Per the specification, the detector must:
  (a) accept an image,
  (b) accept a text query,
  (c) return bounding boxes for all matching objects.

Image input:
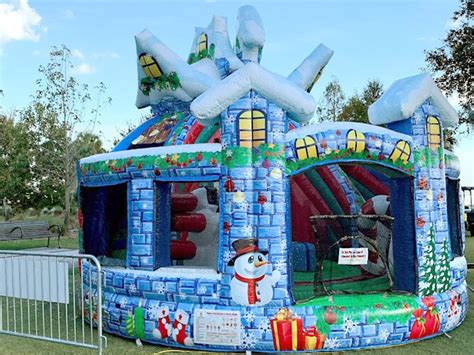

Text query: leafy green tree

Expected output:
[425,0,473,137]
[0,111,40,212]
[21,45,110,232]
[315,77,345,122]
[339,79,383,123]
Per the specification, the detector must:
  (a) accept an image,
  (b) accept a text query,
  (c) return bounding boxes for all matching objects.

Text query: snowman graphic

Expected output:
[228,238,281,306]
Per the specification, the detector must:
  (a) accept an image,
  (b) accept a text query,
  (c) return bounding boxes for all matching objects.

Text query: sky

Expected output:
[0,0,472,185]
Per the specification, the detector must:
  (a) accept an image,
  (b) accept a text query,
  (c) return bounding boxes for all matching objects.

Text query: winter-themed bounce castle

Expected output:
[77,5,468,352]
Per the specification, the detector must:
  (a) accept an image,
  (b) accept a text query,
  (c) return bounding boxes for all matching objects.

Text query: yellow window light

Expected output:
[295,136,318,160]
[347,129,366,153]
[426,116,441,150]
[389,140,411,163]
[197,33,208,53]
[139,53,163,79]
[238,110,267,148]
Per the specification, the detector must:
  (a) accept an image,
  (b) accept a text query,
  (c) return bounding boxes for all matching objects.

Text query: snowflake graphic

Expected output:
[324,337,340,349]
[197,285,208,294]
[155,282,166,295]
[223,250,233,263]
[273,108,284,119]
[128,283,137,294]
[274,258,286,272]
[257,319,271,333]
[379,328,390,342]
[224,116,236,125]
[241,201,250,211]
[119,297,128,309]
[243,169,254,179]
[147,305,161,320]
[343,317,356,334]
[280,238,287,251]
[225,149,233,158]
[241,331,257,349]
[244,311,256,324]
[251,96,260,106]
[272,129,284,140]
[242,225,253,237]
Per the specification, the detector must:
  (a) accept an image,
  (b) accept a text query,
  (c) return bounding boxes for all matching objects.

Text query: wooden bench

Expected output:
[0,220,62,248]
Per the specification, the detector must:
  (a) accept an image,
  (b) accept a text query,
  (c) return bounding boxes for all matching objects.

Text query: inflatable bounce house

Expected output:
[77,5,468,352]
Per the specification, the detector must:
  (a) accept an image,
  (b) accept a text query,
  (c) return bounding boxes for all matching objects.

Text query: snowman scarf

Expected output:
[235,273,265,304]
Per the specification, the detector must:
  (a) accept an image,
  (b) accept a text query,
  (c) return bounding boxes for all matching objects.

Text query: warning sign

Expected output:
[338,248,368,265]
[193,309,241,346]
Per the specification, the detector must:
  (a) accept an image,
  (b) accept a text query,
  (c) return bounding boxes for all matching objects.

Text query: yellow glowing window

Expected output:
[139,53,163,79]
[426,116,441,150]
[347,129,366,152]
[389,140,411,163]
[295,136,318,160]
[197,33,208,53]
[238,110,266,148]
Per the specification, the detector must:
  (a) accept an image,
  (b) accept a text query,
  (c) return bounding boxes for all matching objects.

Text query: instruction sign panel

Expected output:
[193,309,241,346]
[338,248,368,265]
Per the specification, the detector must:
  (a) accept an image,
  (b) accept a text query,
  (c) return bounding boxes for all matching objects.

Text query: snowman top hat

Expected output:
[228,238,268,266]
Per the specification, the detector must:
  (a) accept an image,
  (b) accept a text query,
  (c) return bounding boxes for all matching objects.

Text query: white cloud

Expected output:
[0,0,43,46]
[71,48,85,60]
[72,63,95,75]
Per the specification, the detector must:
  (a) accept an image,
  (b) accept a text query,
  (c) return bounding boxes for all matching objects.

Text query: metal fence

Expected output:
[0,250,106,354]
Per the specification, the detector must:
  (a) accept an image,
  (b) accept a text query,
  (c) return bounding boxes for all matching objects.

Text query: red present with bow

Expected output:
[270,308,305,351]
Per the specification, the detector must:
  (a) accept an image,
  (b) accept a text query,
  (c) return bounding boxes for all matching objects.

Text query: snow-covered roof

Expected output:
[236,5,265,63]
[135,29,218,108]
[190,62,317,124]
[80,143,222,165]
[288,44,334,92]
[368,73,459,127]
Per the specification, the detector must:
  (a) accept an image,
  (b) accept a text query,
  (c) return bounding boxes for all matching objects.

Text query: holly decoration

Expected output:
[257,194,268,205]
[419,226,437,296]
[224,177,235,192]
[436,239,451,293]
[140,72,181,95]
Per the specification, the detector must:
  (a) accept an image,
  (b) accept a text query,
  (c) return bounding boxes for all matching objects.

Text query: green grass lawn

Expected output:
[0,237,472,354]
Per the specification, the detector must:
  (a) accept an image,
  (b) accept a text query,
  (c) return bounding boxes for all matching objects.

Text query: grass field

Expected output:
[0,237,472,354]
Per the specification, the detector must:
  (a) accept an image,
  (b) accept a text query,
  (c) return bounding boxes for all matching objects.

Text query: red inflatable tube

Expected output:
[340,165,390,196]
[170,240,197,260]
[171,193,198,212]
[183,122,205,144]
[316,166,351,214]
[172,213,206,232]
[293,174,345,239]
[290,180,323,244]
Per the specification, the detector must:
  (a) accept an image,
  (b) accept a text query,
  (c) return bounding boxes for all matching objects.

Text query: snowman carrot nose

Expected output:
[255,260,269,267]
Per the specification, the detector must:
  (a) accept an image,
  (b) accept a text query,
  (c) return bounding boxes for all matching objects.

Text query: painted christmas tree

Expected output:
[419,226,437,296]
[436,239,451,293]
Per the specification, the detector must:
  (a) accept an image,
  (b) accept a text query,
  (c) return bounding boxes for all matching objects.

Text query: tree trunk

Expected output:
[64,183,70,236]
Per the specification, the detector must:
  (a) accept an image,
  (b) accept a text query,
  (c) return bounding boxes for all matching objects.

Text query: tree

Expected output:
[339,79,383,123]
[419,226,438,296]
[436,239,451,293]
[0,111,41,212]
[21,45,110,232]
[315,77,345,122]
[425,0,473,125]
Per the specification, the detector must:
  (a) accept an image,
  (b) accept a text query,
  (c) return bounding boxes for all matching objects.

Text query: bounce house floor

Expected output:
[293,261,391,302]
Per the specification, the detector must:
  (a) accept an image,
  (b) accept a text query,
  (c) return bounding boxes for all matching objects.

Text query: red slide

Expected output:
[183,121,205,144]
[316,166,351,214]
[340,165,390,196]
[290,179,324,244]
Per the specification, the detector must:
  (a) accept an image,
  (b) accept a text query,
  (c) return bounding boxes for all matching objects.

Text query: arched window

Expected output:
[238,110,266,148]
[346,129,366,152]
[139,53,163,79]
[389,140,411,163]
[426,116,441,150]
[295,136,318,160]
[196,33,208,53]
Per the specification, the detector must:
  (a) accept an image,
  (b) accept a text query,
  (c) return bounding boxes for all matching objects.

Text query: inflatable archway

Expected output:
[77,5,467,352]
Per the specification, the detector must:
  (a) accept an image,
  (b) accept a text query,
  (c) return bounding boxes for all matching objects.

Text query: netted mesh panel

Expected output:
[309,215,394,296]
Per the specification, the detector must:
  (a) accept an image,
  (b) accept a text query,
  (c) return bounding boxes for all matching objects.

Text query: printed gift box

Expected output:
[304,326,326,350]
[270,308,305,351]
